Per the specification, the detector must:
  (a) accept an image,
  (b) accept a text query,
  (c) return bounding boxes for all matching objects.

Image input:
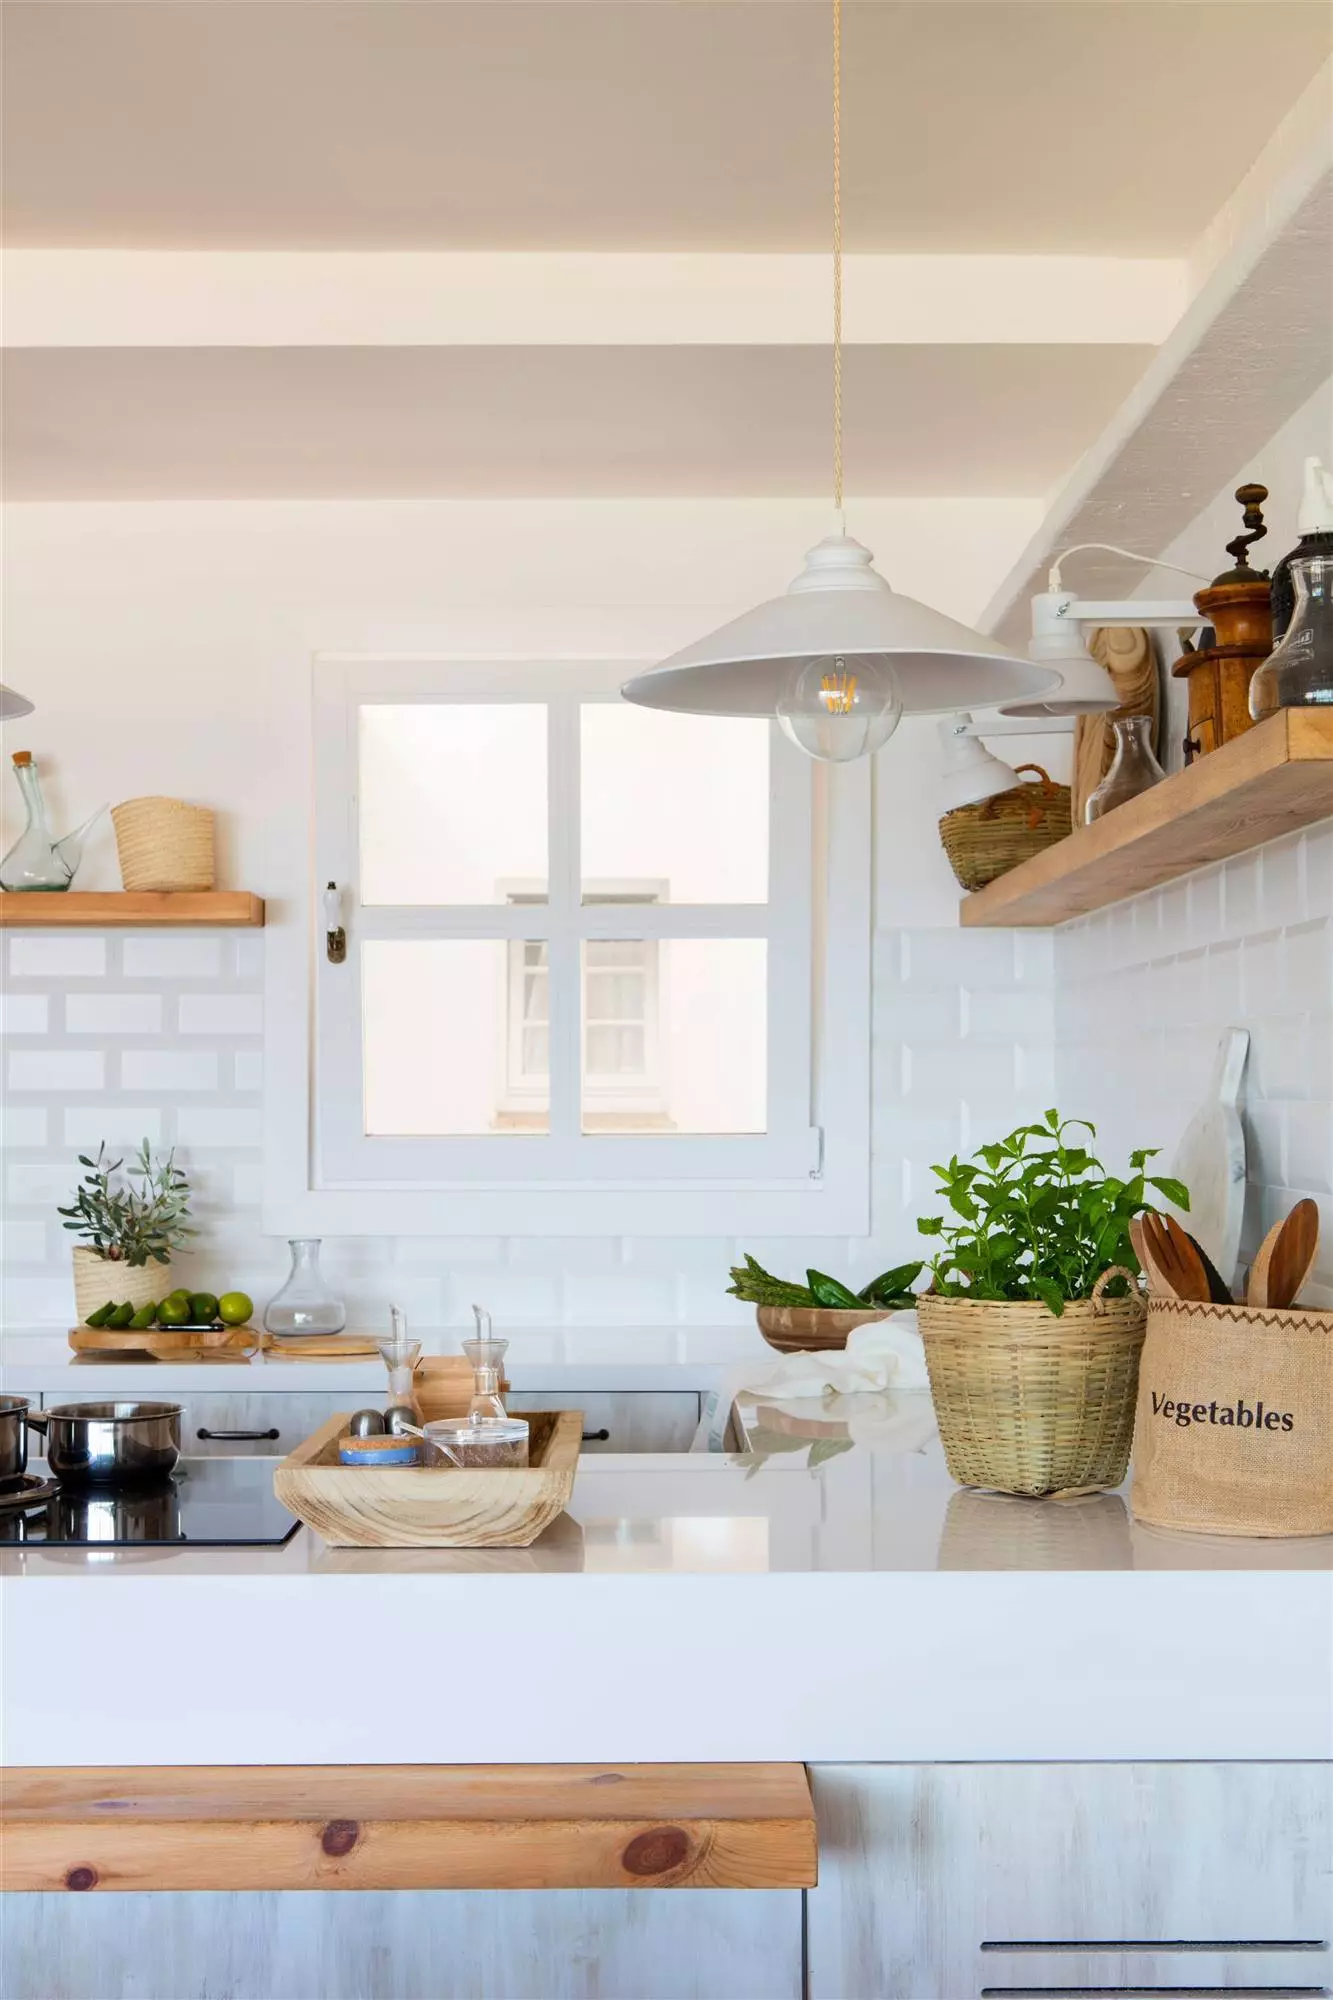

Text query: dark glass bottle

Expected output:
[1270,457,1333,640]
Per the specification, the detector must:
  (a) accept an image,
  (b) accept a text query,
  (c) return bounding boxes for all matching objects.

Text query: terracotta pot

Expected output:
[756,1304,890,1354]
[71,1247,168,1324]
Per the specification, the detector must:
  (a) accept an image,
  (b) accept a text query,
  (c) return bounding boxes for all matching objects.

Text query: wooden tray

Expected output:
[274,1410,580,1548]
[68,1325,260,1357]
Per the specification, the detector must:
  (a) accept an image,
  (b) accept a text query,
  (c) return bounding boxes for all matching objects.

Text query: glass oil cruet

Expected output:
[1085,715,1166,823]
[377,1303,424,1426]
[1250,553,1333,719]
[0,751,106,892]
[424,1305,529,1469]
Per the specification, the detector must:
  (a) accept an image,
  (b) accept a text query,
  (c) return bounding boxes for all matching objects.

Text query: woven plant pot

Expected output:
[71,1246,168,1322]
[756,1305,890,1354]
[112,797,215,892]
[938,764,1072,893]
[917,1269,1147,1497]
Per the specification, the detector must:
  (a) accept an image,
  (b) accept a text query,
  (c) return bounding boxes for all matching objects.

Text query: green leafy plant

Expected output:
[58,1141,195,1267]
[917,1110,1187,1316]
[727,1254,923,1312]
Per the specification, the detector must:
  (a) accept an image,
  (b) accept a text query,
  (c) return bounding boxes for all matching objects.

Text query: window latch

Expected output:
[323,881,347,965]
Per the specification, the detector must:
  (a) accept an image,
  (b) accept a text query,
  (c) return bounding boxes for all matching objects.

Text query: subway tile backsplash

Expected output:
[3,822,1330,1327]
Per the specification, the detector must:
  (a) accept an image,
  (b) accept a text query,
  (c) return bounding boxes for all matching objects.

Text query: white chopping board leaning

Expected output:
[1166,1027,1249,1293]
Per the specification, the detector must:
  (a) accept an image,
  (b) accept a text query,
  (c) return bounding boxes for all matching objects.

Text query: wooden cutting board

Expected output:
[68,1325,259,1356]
[1166,1027,1249,1290]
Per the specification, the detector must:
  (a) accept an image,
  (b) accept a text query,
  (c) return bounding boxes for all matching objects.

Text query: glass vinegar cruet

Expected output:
[1250,553,1333,718]
[0,751,106,892]
[377,1303,424,1424]
[423,1305,529,1469]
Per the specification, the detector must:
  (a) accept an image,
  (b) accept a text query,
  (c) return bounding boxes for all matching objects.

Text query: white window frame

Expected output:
[263,657,871,1236]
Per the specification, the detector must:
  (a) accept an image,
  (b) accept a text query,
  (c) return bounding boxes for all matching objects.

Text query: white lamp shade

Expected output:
[622,532,1061,718]
[937,714,1024,812]
[998,591,1120,718]
[0,684,35,721]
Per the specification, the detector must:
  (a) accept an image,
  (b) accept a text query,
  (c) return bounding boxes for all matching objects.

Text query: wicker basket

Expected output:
[112,797,215,892]
[71,1246,169,1322]
[756,1304,889,1354]
[938,763,1072,893]
[917,1270,1147,1497]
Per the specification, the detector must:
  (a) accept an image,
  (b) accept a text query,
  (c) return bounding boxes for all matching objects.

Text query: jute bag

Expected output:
[1131,1297,1333,1537]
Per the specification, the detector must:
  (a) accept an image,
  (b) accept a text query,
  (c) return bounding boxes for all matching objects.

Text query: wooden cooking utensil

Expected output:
[1130,1216,1176,1297]
[1179,1227,1234,1305]
[1248,1198,1320,1309]
[1142,1212,1212,1304]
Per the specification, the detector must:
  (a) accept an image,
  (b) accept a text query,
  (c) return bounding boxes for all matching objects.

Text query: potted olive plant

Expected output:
[915,1111,1187,1496]
[58,1141,195,1322]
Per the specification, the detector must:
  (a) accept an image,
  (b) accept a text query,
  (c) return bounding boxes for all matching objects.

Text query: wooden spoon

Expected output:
[1142,1211,1212,1304]
[1248,1198,1320,1309]
[1130,1215,1175,1297]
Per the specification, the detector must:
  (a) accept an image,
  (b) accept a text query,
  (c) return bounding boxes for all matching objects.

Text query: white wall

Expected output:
[1056,383,1333,1306]
[2,495,1062,1328]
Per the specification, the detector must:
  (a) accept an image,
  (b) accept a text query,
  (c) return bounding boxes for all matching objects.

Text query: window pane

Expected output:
[580,939,766,1134]
[580,706,768,904]
[362,940,548,1134]
[360,705,547,905]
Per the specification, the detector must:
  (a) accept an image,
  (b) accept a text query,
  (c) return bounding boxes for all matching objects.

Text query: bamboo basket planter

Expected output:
[71,1246,168,1322]
[917,1270,1147,1496]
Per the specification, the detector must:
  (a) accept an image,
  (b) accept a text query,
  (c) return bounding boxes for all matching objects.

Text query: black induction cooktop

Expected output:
[0,1456,301,1549]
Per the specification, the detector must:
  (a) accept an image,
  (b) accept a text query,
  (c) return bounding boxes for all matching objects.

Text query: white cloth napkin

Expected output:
[739,1312,930,1399]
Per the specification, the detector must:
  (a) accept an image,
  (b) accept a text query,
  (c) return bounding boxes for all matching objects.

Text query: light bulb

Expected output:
[776,653,903,763]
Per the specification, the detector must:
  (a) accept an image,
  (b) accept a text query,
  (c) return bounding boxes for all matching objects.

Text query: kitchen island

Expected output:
[3,1352,1331,1999]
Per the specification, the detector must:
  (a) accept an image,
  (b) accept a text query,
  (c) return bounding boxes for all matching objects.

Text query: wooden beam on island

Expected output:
[0,1763,818,1893]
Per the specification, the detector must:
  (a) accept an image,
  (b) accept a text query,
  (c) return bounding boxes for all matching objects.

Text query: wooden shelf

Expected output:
[1,1763,818,1893]
[0,891,264,928]
[961,709,1333,929]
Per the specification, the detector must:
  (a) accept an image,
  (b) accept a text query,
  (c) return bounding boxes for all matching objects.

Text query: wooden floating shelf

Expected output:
[961,709,1333,929]
[0,891,264,928]
[0,1763,818,1893]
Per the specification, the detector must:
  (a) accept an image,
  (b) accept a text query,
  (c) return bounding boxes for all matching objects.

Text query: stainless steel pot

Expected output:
[27,1401,182,1485]
[0,1396,30,1482]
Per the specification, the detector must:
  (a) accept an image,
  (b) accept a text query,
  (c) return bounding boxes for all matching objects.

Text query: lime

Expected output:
[157,1296,190,1327]
[108,1303,136,1329]
[129,1303,159,1330]
[217,1291,254,1327]
[164,1288,191,1310]
[189,1292,220,1324]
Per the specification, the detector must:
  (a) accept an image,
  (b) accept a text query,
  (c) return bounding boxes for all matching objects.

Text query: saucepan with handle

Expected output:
[25,1401,183,1484]
[0,1396,30,1482]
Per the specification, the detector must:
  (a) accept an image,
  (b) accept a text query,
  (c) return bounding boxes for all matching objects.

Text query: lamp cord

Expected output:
[832,0,843,523]
[1047,542,1209,591]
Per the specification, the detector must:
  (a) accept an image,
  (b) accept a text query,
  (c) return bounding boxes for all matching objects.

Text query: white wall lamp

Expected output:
[995,542,1210,721]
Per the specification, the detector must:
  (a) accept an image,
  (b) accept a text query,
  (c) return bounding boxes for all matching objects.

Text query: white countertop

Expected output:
[0,1325,760,1395]
[3,1386,1330,1769]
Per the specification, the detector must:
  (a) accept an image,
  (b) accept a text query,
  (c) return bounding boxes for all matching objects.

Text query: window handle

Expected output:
[323,881,347,965]
[197,1427,281,1442]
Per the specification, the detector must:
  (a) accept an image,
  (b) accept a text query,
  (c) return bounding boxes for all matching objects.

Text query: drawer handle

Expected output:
[581,1428,611,1443]
[196,1427,281,1442]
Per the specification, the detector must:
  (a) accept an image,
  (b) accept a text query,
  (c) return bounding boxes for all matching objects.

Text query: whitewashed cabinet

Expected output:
[507,1390,700,1453]
[806,1762,1333,2000]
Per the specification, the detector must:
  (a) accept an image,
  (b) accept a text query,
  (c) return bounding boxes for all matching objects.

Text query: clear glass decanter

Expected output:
[1250,554,1333,718]
[1085,716,1166,823]
[262,1237,347,1335]
[0,751,105,891]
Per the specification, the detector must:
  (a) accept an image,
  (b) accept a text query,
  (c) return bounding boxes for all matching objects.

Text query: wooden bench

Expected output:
[1,1763,817,1893]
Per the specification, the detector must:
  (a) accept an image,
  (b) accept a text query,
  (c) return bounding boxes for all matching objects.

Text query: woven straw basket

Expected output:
[938,763,1072,893]
[1132,1296,1333,1537]
[112,797,215,892]
[917,1270,1147,1497]
[71,1246,168,1322]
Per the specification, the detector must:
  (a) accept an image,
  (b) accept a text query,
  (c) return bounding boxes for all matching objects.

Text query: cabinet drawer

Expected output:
[507,1391,700,1453]
[178,1392,353,1456]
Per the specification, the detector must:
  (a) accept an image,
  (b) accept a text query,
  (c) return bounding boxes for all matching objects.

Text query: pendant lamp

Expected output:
[621,0,1059,757]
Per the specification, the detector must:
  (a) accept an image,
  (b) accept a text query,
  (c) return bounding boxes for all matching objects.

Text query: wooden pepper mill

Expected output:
[1174,483,1273,760]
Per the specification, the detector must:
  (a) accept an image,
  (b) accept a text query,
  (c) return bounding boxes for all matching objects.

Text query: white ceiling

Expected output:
[5,2,1330,253]
[2,343,1152,498]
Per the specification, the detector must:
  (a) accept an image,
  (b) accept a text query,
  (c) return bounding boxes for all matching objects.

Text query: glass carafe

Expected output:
[262,1238,347,1336]
[1085,716,1166,823]
[0,752,105,892]
[1250,554,1333,718]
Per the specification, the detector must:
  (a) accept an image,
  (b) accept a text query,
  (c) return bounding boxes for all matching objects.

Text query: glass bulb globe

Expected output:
[776,653,903,763]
